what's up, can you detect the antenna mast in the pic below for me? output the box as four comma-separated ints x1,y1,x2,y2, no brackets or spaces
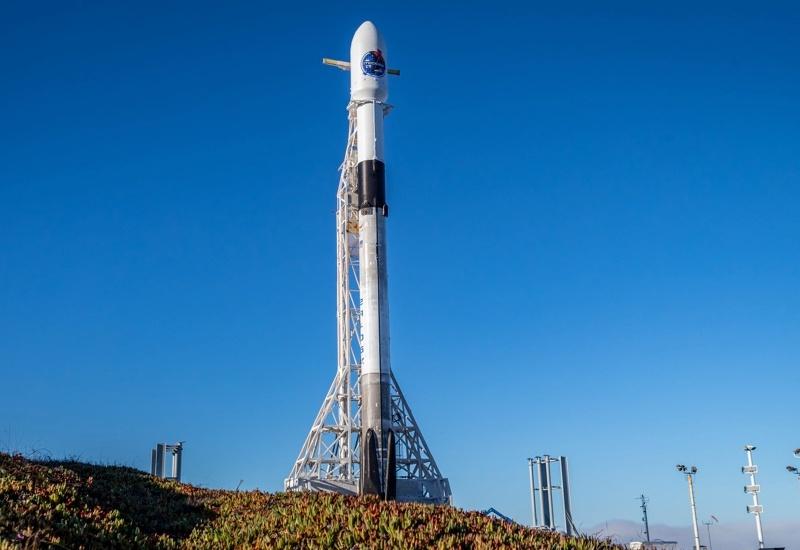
742,445,765,549
639,494,651,543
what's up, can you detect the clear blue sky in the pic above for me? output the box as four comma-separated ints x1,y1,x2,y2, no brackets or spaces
2,0,798,540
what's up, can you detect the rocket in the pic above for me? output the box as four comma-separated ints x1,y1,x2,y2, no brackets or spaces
324,21,399,499
287,22,449,503
350,21,393,500
351,21,395,501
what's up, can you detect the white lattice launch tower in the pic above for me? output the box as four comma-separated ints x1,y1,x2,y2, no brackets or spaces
284,21,451,504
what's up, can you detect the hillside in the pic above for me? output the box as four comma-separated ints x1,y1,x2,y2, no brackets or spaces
0,453,621,549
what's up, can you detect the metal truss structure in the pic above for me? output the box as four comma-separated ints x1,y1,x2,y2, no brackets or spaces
284,102,451,504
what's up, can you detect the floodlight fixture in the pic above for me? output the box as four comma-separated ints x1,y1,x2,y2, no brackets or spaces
794,448,800,458
677,464,687,472
691,466,698,474
744,444,757,451
787,466,798,473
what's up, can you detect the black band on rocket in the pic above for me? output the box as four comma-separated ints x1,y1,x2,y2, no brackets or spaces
357,160,386,211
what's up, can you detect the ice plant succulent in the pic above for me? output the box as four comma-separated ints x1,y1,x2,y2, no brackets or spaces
1,453,621,549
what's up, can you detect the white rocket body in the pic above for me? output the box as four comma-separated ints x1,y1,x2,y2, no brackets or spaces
350,21,394,497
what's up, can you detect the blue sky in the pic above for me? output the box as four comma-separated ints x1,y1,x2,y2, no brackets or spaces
1,1,798,544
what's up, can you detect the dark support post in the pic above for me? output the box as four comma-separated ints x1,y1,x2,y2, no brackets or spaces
560,456,574,536
539,460,552,529
360,429,382,497
384,429,396,501
174,444,183,482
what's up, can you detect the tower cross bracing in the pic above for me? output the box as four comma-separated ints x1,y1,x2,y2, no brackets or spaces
284,102,450,504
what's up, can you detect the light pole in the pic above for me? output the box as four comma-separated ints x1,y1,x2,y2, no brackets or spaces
677,464,701,550
702,516,718,550
742,445,765,549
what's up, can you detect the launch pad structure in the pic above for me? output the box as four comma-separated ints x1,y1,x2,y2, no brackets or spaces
284,22,451,505
528,455,576,535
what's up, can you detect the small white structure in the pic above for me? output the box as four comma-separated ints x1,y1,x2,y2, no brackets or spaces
527,455,575,535
150,442,183,481
628,541,678,550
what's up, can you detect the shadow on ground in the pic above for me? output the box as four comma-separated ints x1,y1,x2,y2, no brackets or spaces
0,452,214,547
52,459,215,539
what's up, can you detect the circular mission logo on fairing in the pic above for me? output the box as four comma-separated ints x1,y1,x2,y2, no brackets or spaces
361,50,386,77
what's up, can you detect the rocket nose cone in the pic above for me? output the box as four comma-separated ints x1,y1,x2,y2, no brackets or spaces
352,20,381,48
350,20,388,101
